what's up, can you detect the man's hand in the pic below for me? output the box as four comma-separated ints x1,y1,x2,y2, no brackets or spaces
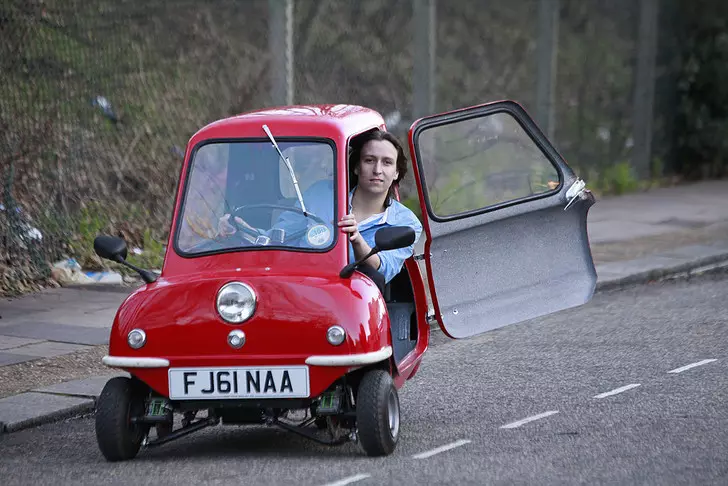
218,214,248,237
338,213,381,271
337,213,362,244
218,214,236,237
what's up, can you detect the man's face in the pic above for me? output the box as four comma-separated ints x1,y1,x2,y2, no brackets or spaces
355,139,399,196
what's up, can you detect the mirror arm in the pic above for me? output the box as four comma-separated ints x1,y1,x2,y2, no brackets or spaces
114,256,158,284
339,247,379,279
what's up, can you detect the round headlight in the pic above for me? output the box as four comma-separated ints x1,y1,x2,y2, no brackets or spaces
326,325,346,346
216,282,256,323
127,329,146,349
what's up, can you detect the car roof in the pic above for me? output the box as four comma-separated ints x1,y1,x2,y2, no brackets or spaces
188,104,386,146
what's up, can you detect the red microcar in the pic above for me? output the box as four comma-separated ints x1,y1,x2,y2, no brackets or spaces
92,101,597,461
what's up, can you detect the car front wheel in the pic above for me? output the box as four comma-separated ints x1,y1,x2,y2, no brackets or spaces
356,369,400,456
95,376,149,461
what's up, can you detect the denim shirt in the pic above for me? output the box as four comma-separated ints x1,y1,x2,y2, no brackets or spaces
269,182,422,283
347,188,423,283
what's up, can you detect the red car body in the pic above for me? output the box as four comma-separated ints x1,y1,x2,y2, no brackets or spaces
106,105,430,399
94,101,597,460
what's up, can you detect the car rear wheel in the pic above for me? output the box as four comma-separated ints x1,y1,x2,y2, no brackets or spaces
356,369,400,456
95,376,149,461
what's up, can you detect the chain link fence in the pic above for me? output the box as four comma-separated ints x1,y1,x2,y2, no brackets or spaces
1,0,678,295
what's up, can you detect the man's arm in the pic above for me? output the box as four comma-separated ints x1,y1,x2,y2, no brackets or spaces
340,213,423,283
373,219,423,282
350,232,381,270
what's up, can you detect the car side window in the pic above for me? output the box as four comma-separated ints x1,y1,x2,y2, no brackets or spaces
416,111,560,218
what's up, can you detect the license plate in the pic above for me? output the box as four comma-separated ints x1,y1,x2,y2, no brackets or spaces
168,366,309,399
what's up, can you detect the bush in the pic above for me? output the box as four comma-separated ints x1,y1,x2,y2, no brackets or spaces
600,162,640,195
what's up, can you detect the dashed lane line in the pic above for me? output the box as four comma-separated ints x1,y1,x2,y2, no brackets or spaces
668,359,717,374
323,359,718,485
320,473,371,486
593,383,641,399
500,410,559,429
412,439,472,459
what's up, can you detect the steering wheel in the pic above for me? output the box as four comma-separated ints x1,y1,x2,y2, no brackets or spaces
231,204,328,243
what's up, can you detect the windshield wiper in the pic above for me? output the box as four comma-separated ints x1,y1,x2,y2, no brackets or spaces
262,124,307,216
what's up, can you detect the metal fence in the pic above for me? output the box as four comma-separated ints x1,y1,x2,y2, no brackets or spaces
0,0,678,293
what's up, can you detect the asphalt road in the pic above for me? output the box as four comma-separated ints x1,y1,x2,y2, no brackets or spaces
1,271,727,485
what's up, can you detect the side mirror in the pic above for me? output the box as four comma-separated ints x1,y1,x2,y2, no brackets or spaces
374,226,416,251
93,235,158,284
340,226,416,279
94,235,128,262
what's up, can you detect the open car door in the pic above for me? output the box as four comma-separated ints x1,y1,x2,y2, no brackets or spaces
408,101,596,339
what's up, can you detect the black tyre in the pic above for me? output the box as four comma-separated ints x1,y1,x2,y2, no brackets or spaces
95,377,149,461
356,369,400,456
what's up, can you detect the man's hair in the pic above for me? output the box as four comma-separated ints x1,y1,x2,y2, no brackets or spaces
348,129,408,206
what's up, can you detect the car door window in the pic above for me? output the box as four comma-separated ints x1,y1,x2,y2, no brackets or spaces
416,111,560,219
409,101,595,339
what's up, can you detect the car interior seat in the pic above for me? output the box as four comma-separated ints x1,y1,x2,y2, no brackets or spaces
385,266,418,364
226,143,282,229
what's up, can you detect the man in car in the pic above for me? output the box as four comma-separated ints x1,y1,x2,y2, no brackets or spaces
219,129,422,289
339,129,422,289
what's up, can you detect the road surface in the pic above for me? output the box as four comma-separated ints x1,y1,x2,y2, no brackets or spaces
1,271,727,485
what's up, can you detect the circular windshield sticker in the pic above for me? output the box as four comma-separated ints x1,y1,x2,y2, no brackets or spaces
306,224,332,247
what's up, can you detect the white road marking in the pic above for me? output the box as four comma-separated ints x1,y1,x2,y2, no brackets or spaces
668,359,717,374
500,410,559,429
412,439,472,459
321,474,371,486
593,383,641,399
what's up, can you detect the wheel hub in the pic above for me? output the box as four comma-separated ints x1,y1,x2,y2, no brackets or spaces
387,389,400,438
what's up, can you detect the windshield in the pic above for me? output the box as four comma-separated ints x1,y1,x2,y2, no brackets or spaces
176,140,335,255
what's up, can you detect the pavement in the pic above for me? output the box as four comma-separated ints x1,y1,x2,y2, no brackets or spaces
0,179,727,434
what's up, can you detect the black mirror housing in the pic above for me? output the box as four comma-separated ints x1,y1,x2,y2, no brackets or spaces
94,235,128,262
339,226,416,279
93,234,158,284
374,226,416,251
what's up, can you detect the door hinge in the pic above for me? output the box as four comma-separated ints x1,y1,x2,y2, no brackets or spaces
427,307,437,325
564,179,587,211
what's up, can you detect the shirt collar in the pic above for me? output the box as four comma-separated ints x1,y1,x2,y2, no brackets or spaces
348,186,396,225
